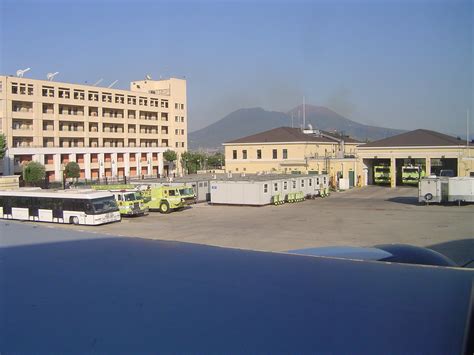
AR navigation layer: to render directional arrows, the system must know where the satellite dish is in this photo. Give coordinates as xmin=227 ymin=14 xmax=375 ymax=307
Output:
xmin=146 ymin=74 xmax=152 ymax=80
xmin=47 ymin=72 xmax=59 ymax=81
xmin=16 ymin=68 xmax=31 ymax=78
xmin=108 ymin=80 xmax=118 ymax=88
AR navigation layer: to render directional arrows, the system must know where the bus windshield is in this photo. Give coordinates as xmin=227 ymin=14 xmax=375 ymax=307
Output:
xmin=375 ymin=168 xmax=390 ymax=173
xmin=89 ymin=197 xmax=119 ymax=214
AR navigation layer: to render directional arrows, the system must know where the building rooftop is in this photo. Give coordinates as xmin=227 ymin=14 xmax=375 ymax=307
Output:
xmin=359 ymin=129 xmax=465 ymax=148
xmin=224 ymin=127 xmax=361 ymax=145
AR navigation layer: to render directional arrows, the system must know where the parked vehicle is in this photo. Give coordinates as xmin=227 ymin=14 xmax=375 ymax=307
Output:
xmin=141 ymin=186 xmax=185 ymax=213
xmin=418 ymin=177 xmax=449 ymax=204
xmin=439 ymin=169 xmax=455 ymax=177
xmin=374 ymin=165 xmax=391 ymax=184
xmin=91 ymin=185 xmax=148 ymax=216
xmin=0 ymin=188 xmax=120 ymax=225
xmin=178 ymin=186 xmax=197 ymax=204
xmin=401 ymin=165 xmax=424 ymax=185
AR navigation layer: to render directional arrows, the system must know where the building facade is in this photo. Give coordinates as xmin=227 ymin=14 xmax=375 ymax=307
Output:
xmin=223 ymin=127 xmax=362 ymax=187
xmin=0 ymin=75 xmax=187 ymax=181
xmin=224 ymin=127 xmax=474 ymax=188
xmin=357 ymin=129 xmax=474 ymax=187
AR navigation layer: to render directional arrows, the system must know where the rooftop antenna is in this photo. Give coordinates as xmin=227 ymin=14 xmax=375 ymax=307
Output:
xmin=108 ymin=80 xmax=118 ymax=88
xmin=303 ymin=96 xmax=306 ymax=130
xmin=16 ymin=67 xmax=31 ymax=78
xmin=145 ymin=74 xmax=152 ymax=80
xmin=93 ymin=78 xmax=103 ymax=86
xmin=46 ymin=72 xmax=59 ymax=81
xmin=467 ymin=109 xmax=470 ymax=157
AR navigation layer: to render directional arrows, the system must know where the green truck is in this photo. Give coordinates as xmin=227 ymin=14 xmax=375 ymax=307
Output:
xmin=91 ymin=185 xmax=148 ymax=216
xmin=401 ymin=166 xmax=424 ymax=185
xmin=140 ymin=186 xmax=186 ymax=213
xmin=374 ymin=166 xmax=391 ymax=185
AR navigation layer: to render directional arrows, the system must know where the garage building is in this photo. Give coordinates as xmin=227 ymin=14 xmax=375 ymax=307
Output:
xmin=357 ymin=129 xmax=474 ymax=187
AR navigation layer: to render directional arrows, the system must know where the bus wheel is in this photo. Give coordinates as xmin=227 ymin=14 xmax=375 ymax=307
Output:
xmin=159 ymin=201 xmax=170 ymax=214
xmin=70 ymin=216 xmax=80 ymax=225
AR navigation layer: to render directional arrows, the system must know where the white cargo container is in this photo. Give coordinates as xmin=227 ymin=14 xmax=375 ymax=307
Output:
xmin=447 ymin=177 xmax=474 ymax=203
xmin=418 ymin=177 xmax=449 ymax=203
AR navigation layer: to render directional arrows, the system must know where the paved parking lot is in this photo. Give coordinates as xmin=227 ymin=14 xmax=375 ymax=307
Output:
xmin=64 ymin=186 xmax=474 ymax=265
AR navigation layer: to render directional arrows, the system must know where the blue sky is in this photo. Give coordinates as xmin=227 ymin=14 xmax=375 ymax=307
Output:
xmin=1 ymin=0 xmax=472 ymax=134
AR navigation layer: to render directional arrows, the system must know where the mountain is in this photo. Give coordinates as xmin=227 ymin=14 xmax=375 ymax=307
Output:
xmin=188 ymin=105 xmax=406 ymax=150
xmin=189 ymin=108 xmax=289 ymax=150
xmin=287 ymin=104 xmax=406 ymax=142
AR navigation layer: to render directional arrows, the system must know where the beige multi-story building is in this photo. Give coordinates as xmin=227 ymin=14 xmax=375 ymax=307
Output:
xmin=0 ymin=75 xmax=187 ymax=181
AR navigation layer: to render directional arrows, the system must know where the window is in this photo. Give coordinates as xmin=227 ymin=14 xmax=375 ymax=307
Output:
xmin=175 ymin=103 xmax=179 ymax=109
xmin=283 ymin=181 xmax=288 ymax=190
xmin=181 ymin=129 xmax=184 ymax=135
xmin=11 ymin=82 xmax=18 ymax=94
xmin=242 ymin=150 xmax=247 ymax=159
xmin=161 ymin=100 xmax=169 ymax=108
xmin=115 ymin=94 xmax=125 ymax=104
xmin=181 ymin=117 xmax=184 ymax=122
xmin=273 ymin=149 xmax=277 ymax=159
xmin=42 ymin=86 xmax=54 ymax=97
xmin=323 ymin=177 xmax=327 ymax=184
xmin=127 ymin=96 xmax=136 ymax=105
xmin=309 ymin=179 xmax=312 ymax=187
xmin=88 ymin=91 xmax=99 ymax=101
xmin=316 ymin=178 xmax=320 ymax=185
xmin=139 ymin=97 xmax=147 ymax=106
xmin=283 ymin=149 xmax=288 ymax=159
xmin=301 ymin=180 xmax=305 ymax=187
xmin=181 ymin=104 xmax=184 ymax=109
xmin=292 ymin=180 xmax=296 ymax=188
xmin=233 ymin=150 xmax=237 ymax=159
xmin=274 ymin=183 xmax=278 ymax=192
xmin=257 ymin=150 xmax=262 ymax=159
xmin=263 ymin=184 xmax=268 ymax=193
xmin=102 ymin=92 xmax=112 ymax=103
xmin=73 ymin=90 xmax=85 ymax=100
xmin=58 ymin=88 xmax=70 ymax=99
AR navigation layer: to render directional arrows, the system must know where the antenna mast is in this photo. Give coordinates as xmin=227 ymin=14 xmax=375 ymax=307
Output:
xmin=468 ymin=109 xmax=470 ymax=157
xmin=303 ymin=96 xmax=306 ymax=130
xmin=291 ymin=113 xmax=294 ymax=128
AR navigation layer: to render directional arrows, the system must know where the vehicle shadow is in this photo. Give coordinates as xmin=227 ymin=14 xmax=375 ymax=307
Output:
xmin=427 ymin=239 xmax=474 ymax=267
xmin=386 ymin=196 xmax=420 ymax=206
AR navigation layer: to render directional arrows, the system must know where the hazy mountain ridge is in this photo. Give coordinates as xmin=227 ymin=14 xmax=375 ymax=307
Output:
xmin=189 ymin=105 xmax=406 ymax=150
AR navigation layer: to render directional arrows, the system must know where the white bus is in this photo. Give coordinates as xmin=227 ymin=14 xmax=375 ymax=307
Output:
xmin=0 ymin=189 xmax=121 ymax=225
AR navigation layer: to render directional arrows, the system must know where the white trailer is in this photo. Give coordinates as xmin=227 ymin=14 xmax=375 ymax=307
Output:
xmin=447 ymin=177 xmax=474 ymax=203
xmin=418 ymin=177 xmax=449 ymax=204
xmin=210 ymin=174 xmax=329 ymax=206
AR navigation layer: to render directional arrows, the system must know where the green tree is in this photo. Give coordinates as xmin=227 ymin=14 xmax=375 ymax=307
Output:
xmin=23 ymin=161 xmax=46 ymax=186
xmin=207 ymin=152 xmax=225 ymax=168
xmin=64 ymin=161 xmax=80 ymax=179
xmin=163 ymin=150 xmax=177 ymax=163
xmin=0 ymin=133 xmax=6 ymax=160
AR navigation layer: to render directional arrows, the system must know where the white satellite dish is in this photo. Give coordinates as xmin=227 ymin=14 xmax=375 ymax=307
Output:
xmin=16 ymin=68 xmax=31 ymax=78
xmin=47 ymin=72 xmax=59 ymax=81
xmin=108 ymin=80 xmax=118 ymax=88
xmin=145 ymin=74 xmax=152 ymax=80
